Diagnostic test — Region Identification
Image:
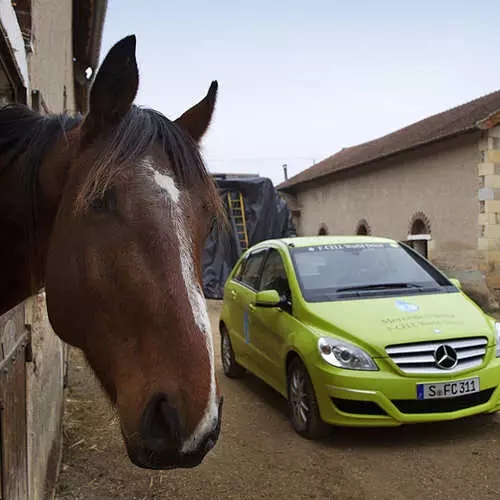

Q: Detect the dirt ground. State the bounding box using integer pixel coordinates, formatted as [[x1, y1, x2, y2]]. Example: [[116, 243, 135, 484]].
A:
[[56, 300, 500, 500]]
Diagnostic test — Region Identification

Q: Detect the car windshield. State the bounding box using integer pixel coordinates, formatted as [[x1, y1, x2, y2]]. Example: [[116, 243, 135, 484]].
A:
[[290, 242, 452, 302]]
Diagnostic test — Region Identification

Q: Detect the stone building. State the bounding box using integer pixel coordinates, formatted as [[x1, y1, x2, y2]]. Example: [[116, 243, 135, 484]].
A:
[[0, 1, 106, 498], [278, 90, 500, 309]]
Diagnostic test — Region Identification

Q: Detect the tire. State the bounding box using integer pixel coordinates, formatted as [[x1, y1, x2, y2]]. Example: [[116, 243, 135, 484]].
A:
[[220, 326, 245, 378], [287, 357, 331, 439]]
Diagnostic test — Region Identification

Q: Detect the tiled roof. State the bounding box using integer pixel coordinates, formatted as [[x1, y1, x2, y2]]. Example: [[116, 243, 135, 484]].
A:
[[279, 89, 500, 191]]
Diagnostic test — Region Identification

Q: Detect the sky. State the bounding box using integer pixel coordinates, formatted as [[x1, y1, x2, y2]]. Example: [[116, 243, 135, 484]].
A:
[[99, 0, 500, 186]]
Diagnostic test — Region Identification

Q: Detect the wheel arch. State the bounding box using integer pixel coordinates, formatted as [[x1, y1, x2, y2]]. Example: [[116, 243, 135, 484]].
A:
[[285, 350, 306, 376], [219, 320, 227, 334]]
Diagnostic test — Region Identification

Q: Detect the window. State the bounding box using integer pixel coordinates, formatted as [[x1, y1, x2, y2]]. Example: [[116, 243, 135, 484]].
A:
[[233, 260, 246, 282], [357, 225, 368, 235], [259, 249, 291, 298], [407, 213, 431, 258], [356, 219, 371, 236], [411, 218, 428, 235], [290, 242, 450, 302], [318, 224, 328, 235], [238, 249, 268, 290]]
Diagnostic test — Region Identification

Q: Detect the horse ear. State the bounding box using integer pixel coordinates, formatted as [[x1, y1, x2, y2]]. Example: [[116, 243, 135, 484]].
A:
[[174, 81, 218, 142], [84, 35, 139, 134]]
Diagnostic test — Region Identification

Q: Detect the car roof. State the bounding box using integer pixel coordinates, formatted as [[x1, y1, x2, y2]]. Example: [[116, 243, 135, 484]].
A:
[[249, 235, 397, 252]]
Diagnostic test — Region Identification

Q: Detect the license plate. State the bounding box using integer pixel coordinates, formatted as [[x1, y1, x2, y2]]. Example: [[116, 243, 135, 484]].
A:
[[416, 377, 480, 400]]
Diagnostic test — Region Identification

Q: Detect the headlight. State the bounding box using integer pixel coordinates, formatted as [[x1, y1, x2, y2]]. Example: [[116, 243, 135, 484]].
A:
[[318, 337, 378, 371], [495, 323, 500, 358]]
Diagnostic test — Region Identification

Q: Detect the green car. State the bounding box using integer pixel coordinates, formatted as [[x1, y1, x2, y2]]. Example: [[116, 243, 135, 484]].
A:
[[219, 236, 500, 438]]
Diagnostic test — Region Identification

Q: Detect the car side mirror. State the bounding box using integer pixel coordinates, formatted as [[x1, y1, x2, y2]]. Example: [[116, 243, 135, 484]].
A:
[[449, 278, 462, 289], [255, 290, 283, 308]]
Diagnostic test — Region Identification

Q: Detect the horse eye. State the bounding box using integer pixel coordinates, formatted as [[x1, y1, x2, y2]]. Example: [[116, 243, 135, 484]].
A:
[[91, 188, 117, 213]]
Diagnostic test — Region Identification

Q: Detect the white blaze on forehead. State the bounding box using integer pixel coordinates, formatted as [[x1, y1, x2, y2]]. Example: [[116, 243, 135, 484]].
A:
[[153, 171, 180, 204], [142, 156, 180, 203], [141, 156, 218, 454]]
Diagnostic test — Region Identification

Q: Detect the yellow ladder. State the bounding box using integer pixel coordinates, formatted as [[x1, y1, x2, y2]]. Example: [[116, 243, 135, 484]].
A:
[[227, 191, 249, 251]]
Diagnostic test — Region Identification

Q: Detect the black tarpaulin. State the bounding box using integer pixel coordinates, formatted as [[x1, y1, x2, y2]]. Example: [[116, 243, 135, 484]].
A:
[[202, 176, 296, 299]]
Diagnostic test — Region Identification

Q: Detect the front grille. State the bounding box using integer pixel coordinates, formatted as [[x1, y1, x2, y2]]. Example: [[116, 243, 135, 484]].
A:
[[386, 337, 488, 374], [392, 388, 495, 414], [331, 398, 387, 416]]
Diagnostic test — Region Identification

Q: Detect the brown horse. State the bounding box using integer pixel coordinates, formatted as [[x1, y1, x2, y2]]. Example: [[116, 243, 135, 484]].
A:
[[0, 35, 224, 469]]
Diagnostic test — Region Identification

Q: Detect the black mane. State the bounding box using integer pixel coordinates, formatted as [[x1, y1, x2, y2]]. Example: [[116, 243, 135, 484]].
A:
[[0, 104, 81, 289], [0, 104, 81, 182], [0, 104, 81, 223], [0, 103, 222, 218], [0, 103, 81, 224]]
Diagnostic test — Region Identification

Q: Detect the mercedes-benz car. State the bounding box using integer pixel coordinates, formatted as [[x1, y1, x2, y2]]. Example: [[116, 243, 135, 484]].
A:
[[219, 236, 500, 438]]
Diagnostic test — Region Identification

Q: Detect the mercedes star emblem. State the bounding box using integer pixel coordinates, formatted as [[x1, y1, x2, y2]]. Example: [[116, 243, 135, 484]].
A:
[[434, 344, 458, 370]]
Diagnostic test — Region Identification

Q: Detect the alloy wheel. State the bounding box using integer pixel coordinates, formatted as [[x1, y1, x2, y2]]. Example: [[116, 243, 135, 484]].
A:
[[289, 368, 310, 428]]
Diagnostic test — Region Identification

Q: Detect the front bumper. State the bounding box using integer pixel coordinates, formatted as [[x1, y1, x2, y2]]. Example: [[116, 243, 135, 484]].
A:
[[310, 350, 500, 427]]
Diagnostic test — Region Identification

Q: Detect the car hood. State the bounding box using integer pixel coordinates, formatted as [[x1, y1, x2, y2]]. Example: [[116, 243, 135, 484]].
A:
[[303, 292, 495, 356]]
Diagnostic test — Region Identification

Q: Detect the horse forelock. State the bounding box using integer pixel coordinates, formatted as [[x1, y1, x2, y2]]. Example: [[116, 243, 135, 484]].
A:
[[74, 106, 223, 222]]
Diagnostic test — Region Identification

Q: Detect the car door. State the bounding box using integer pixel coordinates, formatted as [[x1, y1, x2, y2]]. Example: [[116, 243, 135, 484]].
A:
[[226, 248, 268, 366], [223, 256, 246, 353], [250, 248, 294, 392]]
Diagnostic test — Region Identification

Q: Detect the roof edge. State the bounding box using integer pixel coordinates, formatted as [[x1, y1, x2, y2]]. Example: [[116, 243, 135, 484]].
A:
[[0, 1, 29, 87], [88, 0, 107, 73], [278, 127, 479, 192], [73, 0, 107, 114], [476, 110, 500, 130]]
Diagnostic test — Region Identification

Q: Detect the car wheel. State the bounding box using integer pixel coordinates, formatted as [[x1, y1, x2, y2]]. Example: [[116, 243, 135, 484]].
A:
[[221, 326, 245, 378], [287, 358, 331, 439]]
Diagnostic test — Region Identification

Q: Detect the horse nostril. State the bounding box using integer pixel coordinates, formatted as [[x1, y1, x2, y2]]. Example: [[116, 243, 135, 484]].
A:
[[141, 393, 182, 453]]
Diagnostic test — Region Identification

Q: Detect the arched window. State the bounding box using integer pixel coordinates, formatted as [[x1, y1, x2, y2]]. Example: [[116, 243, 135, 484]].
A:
[[407, 212, 431, 258], [356, 219, 371, 236], [411, 218, 428, 235], [318, 224, 328, 236]]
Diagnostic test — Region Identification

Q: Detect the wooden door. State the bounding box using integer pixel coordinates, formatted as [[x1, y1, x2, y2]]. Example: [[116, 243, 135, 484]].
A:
[[0, 304, 29, 500]]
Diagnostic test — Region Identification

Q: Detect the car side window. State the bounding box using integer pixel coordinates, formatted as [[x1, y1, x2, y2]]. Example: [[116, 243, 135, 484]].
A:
[[233, 259, 246, 282], [258, 249, 291, 299], [239, 249, 268, 290]]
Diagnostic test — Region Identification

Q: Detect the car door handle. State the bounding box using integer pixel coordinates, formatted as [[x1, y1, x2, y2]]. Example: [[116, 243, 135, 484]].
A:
[[248, 304, 255, 312], [231, 290, 237, 299]]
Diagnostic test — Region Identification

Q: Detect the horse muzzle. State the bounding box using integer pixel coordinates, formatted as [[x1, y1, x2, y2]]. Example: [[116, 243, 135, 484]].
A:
[[124, 392, 223, 470]]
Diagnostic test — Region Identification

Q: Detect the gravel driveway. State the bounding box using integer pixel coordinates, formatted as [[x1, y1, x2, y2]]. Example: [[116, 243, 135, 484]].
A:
[[56, 300, 500, 499]]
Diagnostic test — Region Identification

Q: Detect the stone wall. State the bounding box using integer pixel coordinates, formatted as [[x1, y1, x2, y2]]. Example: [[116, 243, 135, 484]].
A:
[[294, 133, 481, 246], [478, 124, 500, 308], [430, 249, 495, 311], [28, 0, 75, 113], [287, 131, 500, 310]]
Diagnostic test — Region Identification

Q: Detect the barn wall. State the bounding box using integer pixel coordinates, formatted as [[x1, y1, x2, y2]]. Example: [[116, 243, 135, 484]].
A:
[[24, 2, 75, 498], [28, 0, 75, 113], [295, 133, 480, 244], [1, 1, 99, 497], [292, 132, 498, 308]]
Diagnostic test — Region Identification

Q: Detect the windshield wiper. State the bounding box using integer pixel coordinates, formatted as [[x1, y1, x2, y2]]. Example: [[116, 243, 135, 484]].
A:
[[336, 282, 426, 293]]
